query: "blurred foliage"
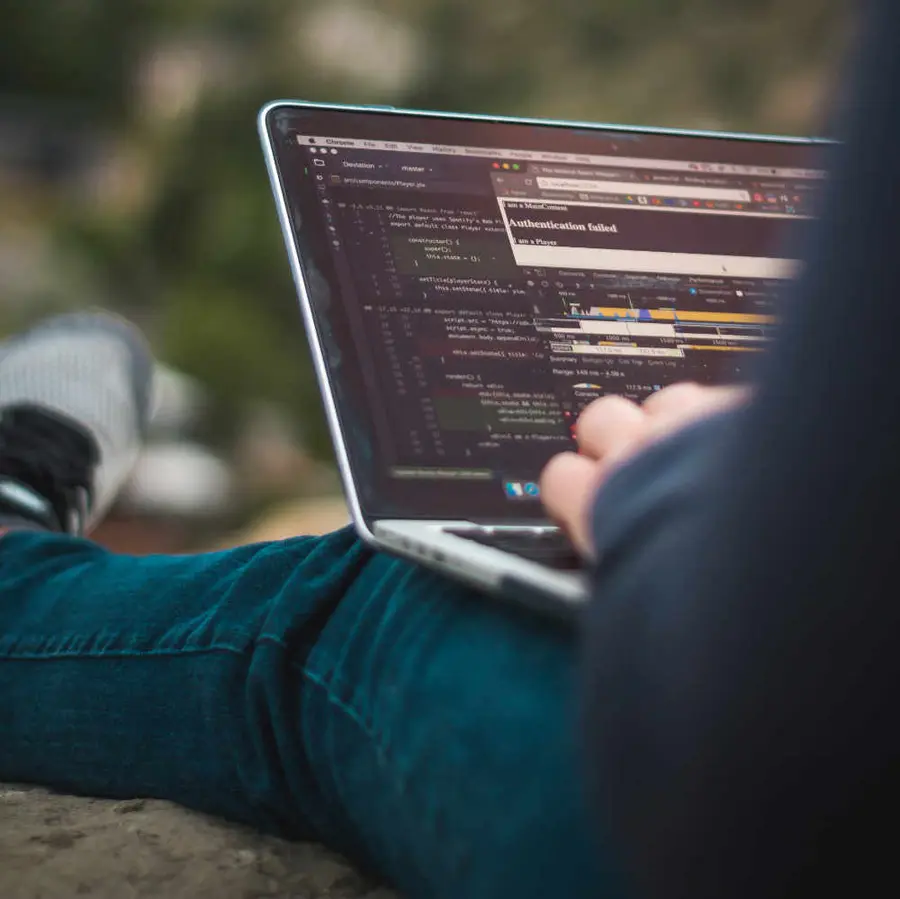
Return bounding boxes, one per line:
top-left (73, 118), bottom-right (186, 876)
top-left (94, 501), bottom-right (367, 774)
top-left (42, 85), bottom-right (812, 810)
top-left (1, 0), bottom-right (850, 460)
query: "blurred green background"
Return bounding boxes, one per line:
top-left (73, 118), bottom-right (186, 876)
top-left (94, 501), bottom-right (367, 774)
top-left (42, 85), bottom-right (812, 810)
top-left (0, 0), bottom-right (849, 548)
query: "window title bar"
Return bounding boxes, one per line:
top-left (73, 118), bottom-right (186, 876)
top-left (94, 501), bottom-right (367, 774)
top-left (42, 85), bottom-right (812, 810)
top-left (295, 134), bottom-right (827, 180)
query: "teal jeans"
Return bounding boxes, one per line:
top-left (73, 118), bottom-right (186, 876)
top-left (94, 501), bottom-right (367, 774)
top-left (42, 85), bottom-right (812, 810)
top-left (0, 526), bottom-right (622, 899)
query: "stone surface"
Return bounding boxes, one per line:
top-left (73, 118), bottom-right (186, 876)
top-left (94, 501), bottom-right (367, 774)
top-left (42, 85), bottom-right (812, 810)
top-left (0, 785), bottom-right (399, 899)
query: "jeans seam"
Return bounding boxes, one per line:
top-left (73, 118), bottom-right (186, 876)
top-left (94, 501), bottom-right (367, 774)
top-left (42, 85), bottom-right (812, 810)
top-left (295, 666), bottom-right (387, 758)
top-left (286, 589), bottom-right (457, 892)
top-left (293, 664), bottom-right (411, 881)
top-left (0, 637), bottom-right (292, 662)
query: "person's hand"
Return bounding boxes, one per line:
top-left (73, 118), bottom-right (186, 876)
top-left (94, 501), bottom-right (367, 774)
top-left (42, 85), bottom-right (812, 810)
top-left (540, 383), bottom-right (750, 557)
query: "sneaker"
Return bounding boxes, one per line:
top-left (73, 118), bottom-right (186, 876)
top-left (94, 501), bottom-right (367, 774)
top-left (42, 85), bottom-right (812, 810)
top-left (0, 312), bottom-right (154, 535)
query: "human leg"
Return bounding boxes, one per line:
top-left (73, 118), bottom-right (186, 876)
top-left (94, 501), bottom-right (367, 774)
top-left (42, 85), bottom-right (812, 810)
top-left (0, 527), bottom-right (620, 899)
top-left (0, 313), bottom-right (622, 898)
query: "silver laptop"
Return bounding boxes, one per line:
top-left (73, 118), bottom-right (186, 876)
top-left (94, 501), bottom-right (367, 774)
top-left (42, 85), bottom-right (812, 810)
top-left (259, 101), bottom-right (827, 617)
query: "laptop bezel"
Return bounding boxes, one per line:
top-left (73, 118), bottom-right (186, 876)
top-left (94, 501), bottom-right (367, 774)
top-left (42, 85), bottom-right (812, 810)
top-left (258, 100), bottom-right (830, 540)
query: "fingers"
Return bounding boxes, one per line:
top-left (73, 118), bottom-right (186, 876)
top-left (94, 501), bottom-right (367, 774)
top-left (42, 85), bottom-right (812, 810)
top-left (540, 451), bottom-right (601, 557)
top-left (640, 381), bottom-right (708, 416)
top-left (574, 395), bottom-right (648, 463)
top-left (541, 383), bottom-right (753, 560)
top-left (574, 385), bottom-right (745, 465)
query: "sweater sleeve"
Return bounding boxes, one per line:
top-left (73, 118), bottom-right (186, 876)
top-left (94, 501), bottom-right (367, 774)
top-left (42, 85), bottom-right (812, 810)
top-left (581, 2), bottom-right (900, 897)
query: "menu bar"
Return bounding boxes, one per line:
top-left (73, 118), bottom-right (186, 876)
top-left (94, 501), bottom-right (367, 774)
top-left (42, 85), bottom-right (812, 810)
top-left (295, 134), bottom-right (827, 180)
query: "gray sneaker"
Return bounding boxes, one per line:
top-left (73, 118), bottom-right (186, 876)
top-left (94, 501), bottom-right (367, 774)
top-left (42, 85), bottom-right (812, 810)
top-left (0, 312), bottom-right (154, 534)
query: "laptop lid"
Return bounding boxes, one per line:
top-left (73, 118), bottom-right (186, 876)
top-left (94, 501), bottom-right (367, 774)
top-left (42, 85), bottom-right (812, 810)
top-left (260, 102), bottom-right (830, 527)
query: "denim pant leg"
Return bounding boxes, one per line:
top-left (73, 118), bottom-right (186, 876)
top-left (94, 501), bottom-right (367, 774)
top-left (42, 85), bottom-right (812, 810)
top-left (0, 527), bottom-right (624, 899)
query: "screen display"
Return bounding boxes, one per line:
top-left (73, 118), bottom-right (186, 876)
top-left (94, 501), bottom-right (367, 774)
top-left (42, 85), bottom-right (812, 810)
top-left (264, 105), bottom-right (829, 522)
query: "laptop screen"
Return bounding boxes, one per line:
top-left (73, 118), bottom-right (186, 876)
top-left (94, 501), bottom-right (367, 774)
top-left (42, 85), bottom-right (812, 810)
top-left (264, 105), bottom-right (830, 522)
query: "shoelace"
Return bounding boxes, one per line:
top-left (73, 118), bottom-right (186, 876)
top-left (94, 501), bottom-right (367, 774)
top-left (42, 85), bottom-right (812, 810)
top-left (0, 405), bottom-right (98, 532)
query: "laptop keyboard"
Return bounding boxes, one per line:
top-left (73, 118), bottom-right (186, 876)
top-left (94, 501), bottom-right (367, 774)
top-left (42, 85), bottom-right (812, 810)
top-left (445, 528), bottom-right (584, 571)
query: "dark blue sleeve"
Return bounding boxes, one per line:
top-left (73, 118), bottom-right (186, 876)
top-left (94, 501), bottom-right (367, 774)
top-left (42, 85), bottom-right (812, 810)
top-left (581, 2), bottom-right (900, 897)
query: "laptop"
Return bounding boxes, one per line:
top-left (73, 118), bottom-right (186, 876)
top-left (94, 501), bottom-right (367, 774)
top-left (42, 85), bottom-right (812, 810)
top-left (259, 101), bottom-right (829, 617)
